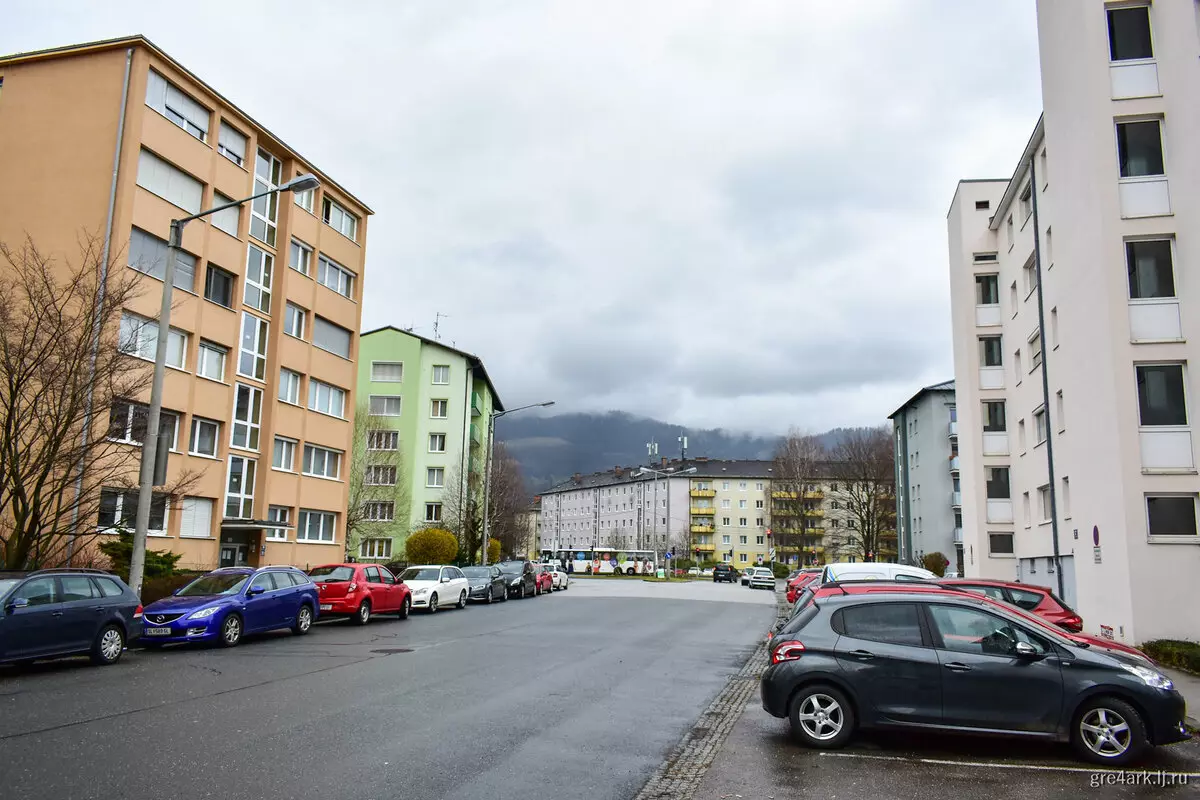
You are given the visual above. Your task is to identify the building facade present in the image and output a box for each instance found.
[888,381,961,572]
[354,327,500,561]
[0,37,371,570]
[948,2,1200,643]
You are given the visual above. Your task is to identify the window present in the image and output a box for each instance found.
[107,401,178,449]
[1057,391,1065,431]
[1050,308,1059,348]
[1136,364,1187,426]
[279,369,302,405]
[739,481,747,491]
[212,193,239,236]
[1023,257,1037,296]
[280,302,306,340]
[217,121,247,166]
[294,186,315,213]
[1018,418,1027,451]
[225,455,256,518]
[739,518,748,527]
[425,503,443,523]
[322,197,359,241]
[180,497,215,539]
[756,482,764,491]
[1033,407,1048,444]
[721,534,731,545]
[722,482,730,490]
[303,445,342,479]
[1126,239,1175,299]
[313,316,352,359]
[975,274,999,305]
[430,399,448,418]
[250,149,282,246]
[1108,6,1153,61]
[721,499,731,509]
[367,430,399,450]
[738,553,748,563]
[1006,215,1014,247]
[360,537,393,557]
[370,395,401,416]
[755,499,764,509]
[1117,120,1165,178]
[119,312,187,369]
[432,365,450,385]
[1146,495,1197,538]
[231,384,263,451]
[979,336,1002,367]
[1030,332,1043,369]
[1014,349,1024,380]
[929,605,1046,656]
[365,363,403,386]
[1046,227,1053,264]
[1010,281,1018,312]
[197,341,227,381]
[317,254,356,299]
[365,465,396,485]
[98,488,168,533]
[297,510,337,542]
[204,264,234,307]
[739,535,747,544]
[272,436,297,471]
[244,245,273,313]
[129,227,197,292]
[1018,182,1032,222]
[189,417,220,457]
[266,506,290,541]
[983,400,1006,432]
[238,313,268,380]
[973,252,998,264]
[838,603,923,647]
[1038,484,1051,522]
[722,517,730,526]
[975,200,990,210]
[136,148,203,214]
[986,467,1010,500]
[738,499,747,509]
[756,535,764,544]
[307,379,347,418]
[429,433,447,453]
[145,70,209,141]
[426,467,445,488]
[288,240,313,279]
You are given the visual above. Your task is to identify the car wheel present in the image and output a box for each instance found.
[219,614,243,648]
[789,685,855,749]
[1072,697,1148,766]
[457,590,467,609]
[293,605,313,635]
[486,589,494,604]
[353,600,372,626]
[428,593,439,614]
[90,624,125,666]
[626,567,636,576]
[518,584,525,599]
[399,596,411,619]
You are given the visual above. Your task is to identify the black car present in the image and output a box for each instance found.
[462,566,508,604]
[496,560,537,599]
[761,589,1189,766]
[713,564,738,583]
[0,568,143,667]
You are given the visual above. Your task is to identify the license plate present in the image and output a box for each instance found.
[320,604,333,611]
[144,627,172,636]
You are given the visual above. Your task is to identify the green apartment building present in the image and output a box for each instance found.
[354,327,502,561]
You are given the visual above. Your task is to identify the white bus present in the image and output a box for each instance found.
[540,548,656,575]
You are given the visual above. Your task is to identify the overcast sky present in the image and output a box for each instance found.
[3,1,1042,434]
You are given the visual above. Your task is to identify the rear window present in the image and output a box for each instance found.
[309,566,354,582]
[1008,587,1045,611]
[835,602,924,647]
[778,602,821,636]
[94,577,126,598]
[290,571,312,586]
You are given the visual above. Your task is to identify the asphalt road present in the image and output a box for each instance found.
[0,579,775,800]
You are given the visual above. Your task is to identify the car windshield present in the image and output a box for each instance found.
[400,568,441,581]
[461,568,492,578]
[309,566,355,582]
[976,595,1078,646]
[178,573,249,596]
[497,562,525,574]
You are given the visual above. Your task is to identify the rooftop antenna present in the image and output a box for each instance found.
[646,439,658,462]
[433,311,449,340]
[679,433,688,461]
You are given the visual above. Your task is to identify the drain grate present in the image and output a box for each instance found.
[370,648,414,654]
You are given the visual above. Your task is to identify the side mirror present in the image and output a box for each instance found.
[8,597,29,610]
[441,577,451,583]
[247,585,265,596]
[1014,641,1039,658]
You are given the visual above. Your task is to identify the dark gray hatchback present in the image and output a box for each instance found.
[761,590,1189,766]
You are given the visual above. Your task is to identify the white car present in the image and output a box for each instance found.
[748,567,776,590]
[545,564,569,590]
[740,569,752,586]
[397,565,470,613]
[819,563,937,583]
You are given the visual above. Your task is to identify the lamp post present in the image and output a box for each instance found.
[127,173,321,597]
[635,465,696,575]
[481,400,554,566]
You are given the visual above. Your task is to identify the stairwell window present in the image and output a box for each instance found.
[250,149,282,247]
[975,274,999,305]
[986,467,1011,500]
[244,245,273,314]
[225,456,256,518]
[1034,407,1048,445]
[238,313,268,381]
[1126,239,1175,299]
[231,384,263,451]
[429,433,446,453]
[979,336,1003,367]
[983,401,1006,432]
[1117,120,1165,178]
[1136,364,1187,426]
[426,467,445,488]
[988,532,1014,556]
[1108,6,1153,62]
[1030,332,1043,370]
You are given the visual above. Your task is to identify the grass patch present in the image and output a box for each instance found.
[1142,639,1200,674]
[641,577,696,583]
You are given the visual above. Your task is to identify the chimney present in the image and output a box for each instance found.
[661,456,667,467]
[572,473,582,484]
[613,466,623,477]
[696,456,708,463]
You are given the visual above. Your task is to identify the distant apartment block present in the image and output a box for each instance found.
[0,37,372,570]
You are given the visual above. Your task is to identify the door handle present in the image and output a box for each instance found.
[848,649,875,660]
[944,662,972,672]
[52,611,64,617]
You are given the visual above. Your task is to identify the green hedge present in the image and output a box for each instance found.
[770,563,791,579]
[1142,639,1200,674]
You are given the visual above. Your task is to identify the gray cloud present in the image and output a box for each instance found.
[2,0,1041,434]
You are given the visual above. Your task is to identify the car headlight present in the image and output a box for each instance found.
[188,606,220,620]
[413,588,429,596]
[510,578,521,586]
[1120,663,1174,690]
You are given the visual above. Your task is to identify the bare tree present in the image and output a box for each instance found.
[771,430,828,567]
[486,443,530,558]
[826,427,897,563]
[344,402,409,561]
[440,443,527,562]
[0,236,199,569]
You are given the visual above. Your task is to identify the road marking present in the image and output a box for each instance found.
[819,752,1200,777]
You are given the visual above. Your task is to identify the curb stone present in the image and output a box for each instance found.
[633,591,790,800]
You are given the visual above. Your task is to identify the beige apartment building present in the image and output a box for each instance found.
[0,37,372,570]
[948,2,1198,643]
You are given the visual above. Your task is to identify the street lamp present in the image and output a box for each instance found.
[634,465,696,574]
[481,400,555,566]
[127,173,321,596]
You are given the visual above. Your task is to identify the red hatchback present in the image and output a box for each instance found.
[939,578,1083,632]
[534,564,554,595]
[785,568,823,604]
[308,563,412,624]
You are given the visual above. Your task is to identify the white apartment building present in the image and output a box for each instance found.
[948,1,1200,644]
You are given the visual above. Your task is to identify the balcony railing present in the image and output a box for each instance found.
[771,490,798,499]
[470,423,482,446]
[949,456,960,472]
[690,506,715,516]
[951,491,962,506]
[690,524,715,533]
[803,490,824,500]
[471,391,483,417]
[948,421,958,436]
[953,527,963,544]
[690,488,716,498]
[803,509,825,518]
[693,543,716,552]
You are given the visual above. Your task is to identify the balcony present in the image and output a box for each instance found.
[690,488,716,498]
[975,304,1001,327]
[693,543,715,553]
[803,490,824,500]
[470,423,482,446]
[471,391,483,417]
[803,509,825,518]
[951,491,962,507]
[948,421,958,437]
[953,527,963,544]
[690,523,714,534]
[949,456,960,472]
[690,506,715,516]
[771,490,798,499]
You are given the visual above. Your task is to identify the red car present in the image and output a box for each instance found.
[785,568,823,604]
[308,563,412,624]
[533,564,554,595]
[939,578,1083,632]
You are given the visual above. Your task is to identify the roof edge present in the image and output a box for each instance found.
[361,325,504,411]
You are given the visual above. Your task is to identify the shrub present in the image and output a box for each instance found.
[141,572,204,604]
[771,562,791,579]
[488,539,501,563]
[922,551,950,577]
[1142,639,1200,674]
[405,528,458,565]
[98,529,181,582]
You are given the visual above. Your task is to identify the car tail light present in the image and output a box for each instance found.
[133,605,143,619]
[771,640,805,665]
[1060,615,1083,633]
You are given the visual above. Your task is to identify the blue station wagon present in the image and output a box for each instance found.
[140,566,318,647]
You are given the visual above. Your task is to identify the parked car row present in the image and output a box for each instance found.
[0,559,570,669]
[762,565,1190,766]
